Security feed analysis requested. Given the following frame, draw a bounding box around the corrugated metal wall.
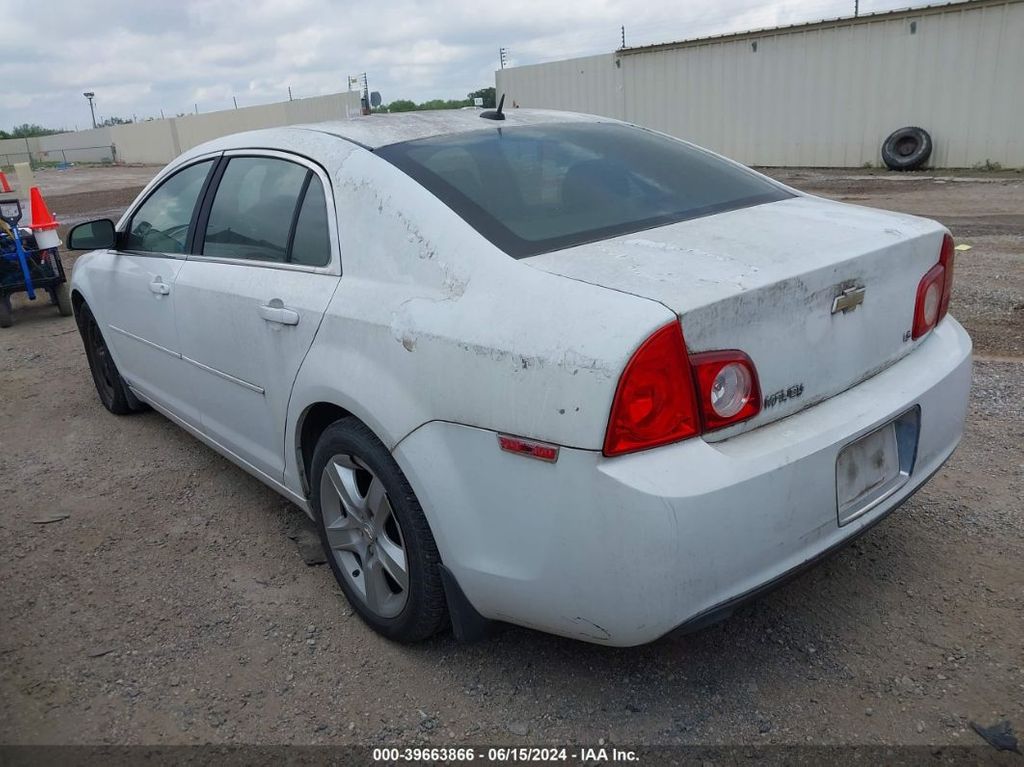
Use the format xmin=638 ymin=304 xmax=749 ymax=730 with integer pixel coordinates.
xmin=496 ymin=0 xmax=1024 ymax=168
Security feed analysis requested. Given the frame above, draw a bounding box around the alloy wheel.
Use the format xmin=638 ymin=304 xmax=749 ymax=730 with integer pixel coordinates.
xmin=319 ymin=454 xmax=409 ymax=618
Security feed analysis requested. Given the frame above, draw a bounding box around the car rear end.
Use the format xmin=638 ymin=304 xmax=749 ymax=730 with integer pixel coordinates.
xmin=381 ymin=115 xmax=972 ymax=645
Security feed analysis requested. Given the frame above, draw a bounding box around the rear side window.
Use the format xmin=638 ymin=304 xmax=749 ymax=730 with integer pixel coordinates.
xmin=290 ymin=179 xmax=331 ymax=267
xmin=200 ymin=156 xmax=331 ymax=267
xmin=377 ymin=122 xmax=791 ymax=258
xmin=126 ymin=160 xmax=213 ymax=254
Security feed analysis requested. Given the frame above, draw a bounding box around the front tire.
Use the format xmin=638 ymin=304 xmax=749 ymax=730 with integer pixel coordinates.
xmin=77 ymin=303 xmax=137 ymax=415
xmin=55 ymin=283 xmax=73 ymax=317
xmin=311 ymin=417 xmax=448 ymax=642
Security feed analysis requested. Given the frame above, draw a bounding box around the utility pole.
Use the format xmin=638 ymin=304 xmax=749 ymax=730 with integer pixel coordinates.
xmin=499 ymin=47 xmax=508 ymax=69
xmin=361 ymin=72 xmax=370 ymax=115
xmin=83 ymin=92 xmax=96 ymax=129
xmin=233 ymin=96 xmax=238 ymax=109
xmin=621 ymin=25 xmax=625 ymax=48
xmin=288 ymin=86 xmax=293 ymax=101
xmin=854 ymin=0 xmax=859 ymax=16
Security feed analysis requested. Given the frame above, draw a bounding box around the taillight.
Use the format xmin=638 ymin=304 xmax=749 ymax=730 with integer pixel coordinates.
xmin=690 ymin=350 xmax=761 ymax=431
xmin=603 ymin=322 xmax=700 ymax=456
xmin=938 ymin=232 xmax=955 ymax=319
xmin=603 ymin=324 xmax=763 ymax=456
xmin=912 ymin=233 xmax=955 ymax=339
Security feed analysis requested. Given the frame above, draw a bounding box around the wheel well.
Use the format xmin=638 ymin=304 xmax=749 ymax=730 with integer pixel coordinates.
xmin=297 ymin=402 xmax=352 ymax=494
xmin=71 ymin=290 xmax=87 ymax=325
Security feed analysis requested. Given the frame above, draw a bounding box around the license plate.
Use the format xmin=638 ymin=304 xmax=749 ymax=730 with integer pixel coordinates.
xmin=836 ymin=422 xmax=901 ymax=525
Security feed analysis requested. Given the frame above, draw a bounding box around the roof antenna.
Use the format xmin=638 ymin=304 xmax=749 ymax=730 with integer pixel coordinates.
xmin=480 ymin=94 xmax=505 ymax=121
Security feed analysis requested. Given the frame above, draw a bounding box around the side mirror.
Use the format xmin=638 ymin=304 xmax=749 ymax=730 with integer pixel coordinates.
xmin=67 ymin=219 xmax=116 ymax=250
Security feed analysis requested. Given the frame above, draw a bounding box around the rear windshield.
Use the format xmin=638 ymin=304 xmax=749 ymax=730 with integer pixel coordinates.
xmin=377 ymin=122 xmax=791 ymax=259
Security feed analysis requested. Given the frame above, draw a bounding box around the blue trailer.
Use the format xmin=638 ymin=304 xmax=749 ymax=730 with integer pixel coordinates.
xmin=0 ymin=198 xmax=72 ymax=328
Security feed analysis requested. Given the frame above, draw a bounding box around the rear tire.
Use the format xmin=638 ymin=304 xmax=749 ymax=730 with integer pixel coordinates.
xmin=77 ymin=303 xmax=137 ymax=415
xmin=0 ymin=295 xmax=11 ymax=328
xmin=55 ymin=283 xmax=73 ymax=317
xmin=311 ymin=417 xmax=448 ymax=642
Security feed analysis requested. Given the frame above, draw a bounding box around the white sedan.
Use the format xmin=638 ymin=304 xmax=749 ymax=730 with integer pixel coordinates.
xmin=68 ymin=109 xmax=972 ymax=646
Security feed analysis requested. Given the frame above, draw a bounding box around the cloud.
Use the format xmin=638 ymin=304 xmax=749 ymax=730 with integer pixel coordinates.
xmin=0 ymin=0 xmax=913 ymax=130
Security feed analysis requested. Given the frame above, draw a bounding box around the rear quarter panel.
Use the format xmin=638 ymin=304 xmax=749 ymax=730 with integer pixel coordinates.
xmin=284 ymin=147 xmax=673 ymax=496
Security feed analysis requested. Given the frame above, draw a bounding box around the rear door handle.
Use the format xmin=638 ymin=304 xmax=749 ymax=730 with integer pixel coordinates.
xmin=258 ymin=301 xmax=299 ymax=326
xmin=148 ymin=278 xmax=170 ymax=295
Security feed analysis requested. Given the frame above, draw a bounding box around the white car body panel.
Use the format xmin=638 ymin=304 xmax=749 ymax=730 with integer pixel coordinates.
xmin=173 ymin=260 xmax=339 ymax=481
xmin=69 ymin=110 xmax=973 ymax=645
xmin=528 ymin=195 xmax=948 ymax=437
xmin=80 ymin=251 xmax=195 ymax=422
xmin=395 ymin=318 xmax=971 ymax=645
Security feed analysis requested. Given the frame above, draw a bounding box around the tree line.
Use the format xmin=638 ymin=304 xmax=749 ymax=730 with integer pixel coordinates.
xmin=376 ymin=87 xmax=495 ymax=113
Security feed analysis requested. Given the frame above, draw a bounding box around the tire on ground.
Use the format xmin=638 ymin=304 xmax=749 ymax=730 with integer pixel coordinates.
xmin=310 ymin=417 xmax=449 ymax=642
xmin=77 ymin=302 xmax=139 ymax=415
xmin=882 ymin=126 xmax=932 ymax=171
xmin=0 ymin=295 xmax=12 ymax=328
xmin=56 ymin=283 xmax=73 ymax=317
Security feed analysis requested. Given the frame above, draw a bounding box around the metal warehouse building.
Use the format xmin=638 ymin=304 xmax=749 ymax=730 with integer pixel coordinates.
xmin=495 ymin=0 xmax=1024 ymax=168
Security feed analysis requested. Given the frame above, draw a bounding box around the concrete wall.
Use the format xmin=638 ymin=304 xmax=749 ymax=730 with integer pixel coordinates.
xmin=0 ymin=136 xmax=40 ymax=166
xmin=37 ymin=127 xmax=114 ymax=163
xmin=496 ymin=0 xmax=1024 ymax=168
xmin=2 ymin=91 xmax=364 ymax=169
xmin=118 ymin=91 xmax=364 ymax=164
xmin=109 ymin=119 xmax=180 ymax=165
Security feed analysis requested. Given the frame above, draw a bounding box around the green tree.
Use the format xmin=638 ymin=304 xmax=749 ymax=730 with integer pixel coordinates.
xmin=377 ymin=88 xmax=498 ymax=113
xmin=385 ymin=99 xmax=418 ymax=112
xmin=1 ymin=123 xmax=62 ymax=139
xmin=467 ymin=87 xmax=496 ymax=108
xmin=417 ymin=98 xmax=469 ymax=111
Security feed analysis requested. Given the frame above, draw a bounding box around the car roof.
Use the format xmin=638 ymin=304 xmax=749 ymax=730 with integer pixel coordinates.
xmin=180 ymin=109 xmax=613 ymax=160
xmin=298 ymin=108 xmax=608 ymax=149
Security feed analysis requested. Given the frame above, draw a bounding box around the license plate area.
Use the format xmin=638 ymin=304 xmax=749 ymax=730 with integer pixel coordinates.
xmin=836 ymin=407 xmax=920 ymax=526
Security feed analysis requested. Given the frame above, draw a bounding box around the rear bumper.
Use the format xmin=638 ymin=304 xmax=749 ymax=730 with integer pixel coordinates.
xmin=394 ymin=318 xmax=972 ymax=646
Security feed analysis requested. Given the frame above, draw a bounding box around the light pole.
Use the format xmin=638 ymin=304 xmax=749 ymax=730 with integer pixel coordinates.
xmin=83 ymin=92 xmax=97 ymax=129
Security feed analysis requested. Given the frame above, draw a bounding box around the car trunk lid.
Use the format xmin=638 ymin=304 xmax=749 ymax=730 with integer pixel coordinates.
xmin=526 ymin=195 xmax=949 ymax=438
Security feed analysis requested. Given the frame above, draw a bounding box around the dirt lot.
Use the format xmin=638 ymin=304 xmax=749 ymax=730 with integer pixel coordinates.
xmin=1 ymin=165 xmax=1021 ymax=750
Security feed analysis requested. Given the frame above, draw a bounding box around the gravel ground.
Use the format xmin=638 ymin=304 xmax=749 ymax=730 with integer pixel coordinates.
xmin=1 ymin=166 xmax=1021 ymax=750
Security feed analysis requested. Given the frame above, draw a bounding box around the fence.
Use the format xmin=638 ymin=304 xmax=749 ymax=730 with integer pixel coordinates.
xmin=2 ymin=91 xmax=365 ymax=170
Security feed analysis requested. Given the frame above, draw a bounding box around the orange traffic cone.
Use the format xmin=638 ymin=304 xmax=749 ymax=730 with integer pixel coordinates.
xmin=0 ymin=171 xmax=11 ymax=193
xmin=29 ymin=187 xmax=61 ymax=250
xmin=29 ymin=187 xmax=58 ymax=231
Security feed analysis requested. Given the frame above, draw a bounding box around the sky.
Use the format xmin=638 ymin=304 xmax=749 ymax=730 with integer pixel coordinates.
xmin=1 ymin=0 xmax=921 ymax=132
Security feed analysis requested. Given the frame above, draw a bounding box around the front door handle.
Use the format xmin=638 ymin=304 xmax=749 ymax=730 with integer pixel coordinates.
xmin=258 ymin=300 xmax=299 ymax=326
xmin=149 ymin=278 xmax=170 ymax=295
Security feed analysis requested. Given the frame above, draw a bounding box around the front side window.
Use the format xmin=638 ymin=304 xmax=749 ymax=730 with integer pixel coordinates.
xmin=377 ymin=122 xmax=792 ymax=258
xmin=202 ymin=157 xmax=328 ymax=265
xmin=125 ymin=160 xmax=214 ymax=254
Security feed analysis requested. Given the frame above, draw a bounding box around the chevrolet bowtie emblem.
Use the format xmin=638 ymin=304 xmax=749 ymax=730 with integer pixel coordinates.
xmin=832 ymin=285 xmax=866 ymax=314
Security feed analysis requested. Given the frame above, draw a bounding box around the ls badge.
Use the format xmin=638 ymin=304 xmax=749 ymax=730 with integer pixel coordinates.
xmin=832 ymin=285 xmax=866 ymax=314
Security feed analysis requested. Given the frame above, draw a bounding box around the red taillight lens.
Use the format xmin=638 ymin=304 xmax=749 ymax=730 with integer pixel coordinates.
xmin=690 ymin=350 xmax=762 ymax=431
xmin=912 ymin=233 xmax=955 ymax=339
xmin=603 ymin=322 xmax=700 ymax=456
xmin=938 ymin=232 xmax=955 ymax=319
